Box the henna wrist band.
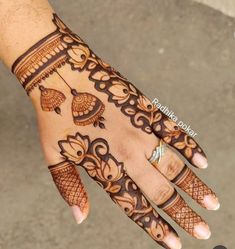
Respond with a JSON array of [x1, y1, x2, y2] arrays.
[[11, 15, 106, 128], [11, 31, 68, 94]]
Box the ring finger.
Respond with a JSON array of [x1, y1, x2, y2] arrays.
[[147, 140, 220, 211], [126, 159, 211, 240]]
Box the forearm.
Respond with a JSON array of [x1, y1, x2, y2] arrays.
[[0, 0, 55, 68]]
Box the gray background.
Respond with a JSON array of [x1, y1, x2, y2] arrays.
[[0, 0, 234, 248]]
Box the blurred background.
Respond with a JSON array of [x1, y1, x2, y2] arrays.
[[0, 0, 234, 248]]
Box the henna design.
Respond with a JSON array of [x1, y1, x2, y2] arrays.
[[50, 14, 205, 164], [71, 90, 105, 127], [56, 70, 106, 127], [172, 165, 216, 207], [152, 119, 205, 161], [11, 31, 105, 128], [11, 31, 67, 93], [11, 14, 205, 162], [48, 161, 88, 211], [39, 85, 66, 114], [159, 190, 203, 236], [56, 132, 177, 247]]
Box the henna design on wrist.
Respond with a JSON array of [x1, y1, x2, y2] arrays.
[[172, 165, 216, 207], [11, 30, 105, 128], [158, 190, 203, 236], [49, 161, 88, 211], [54, 132, 177, 247]]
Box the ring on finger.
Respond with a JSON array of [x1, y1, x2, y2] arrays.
[[148, 139, 167, 167]]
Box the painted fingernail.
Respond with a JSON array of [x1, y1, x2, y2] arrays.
[[71, 205, 85, 224], [164, 233, 182, 249], [203, 195, 220, 210], [193, 222, 211, 240], [192, 153, 208, 168]]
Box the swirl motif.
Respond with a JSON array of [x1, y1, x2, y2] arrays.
[[57, 132, 175, 245]]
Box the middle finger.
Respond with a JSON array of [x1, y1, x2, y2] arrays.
[[126, 159, 211, 240]]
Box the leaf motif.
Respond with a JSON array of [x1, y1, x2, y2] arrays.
[[63, 36, 74, 43], [124, 107, 136, 115], [88, 61, 97, 70], [188, 138, 197, 148], [185, 147, 192, 158], [163, 136, 171, 144], [91, 70, 110, 81], [174, 141, 185, 150], [83, 163, 96, 170], [108, 185, 121, 193], [141, 195, 148, 208], [129, 83, 137, 93], [88, 169, 96, 177], [153, 112, 162, 123], [154, 124, 161, 132]]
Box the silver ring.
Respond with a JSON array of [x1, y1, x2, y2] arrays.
[[149, 140, 167, 165]]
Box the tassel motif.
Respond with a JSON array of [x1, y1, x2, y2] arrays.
[[71, 89, 105, 127], [39, 85, 66, 114]]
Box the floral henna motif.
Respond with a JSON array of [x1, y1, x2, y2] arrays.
[[11, 13, 205, 161], [158, 190, 203, 236], [48, 161, 88, 211], [172, 165, 216, 207], [51, 14, 206, 164], [56, 132, 177, 247], [152, 119, 205, 162], [55, 17, 160, 134]]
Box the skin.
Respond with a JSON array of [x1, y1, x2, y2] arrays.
[[0, 1, 220, 249]]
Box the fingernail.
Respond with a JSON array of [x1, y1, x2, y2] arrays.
[[164, 233, 182, 249], [71, 205, 85, 224], [203, 195, 220, 210], [192, 153, 208, 168], [193, 222, 211, 240]]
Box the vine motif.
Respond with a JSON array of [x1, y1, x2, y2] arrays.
[[57, 132, 174, 246], [53, 14, 158, 134], [52, 14, 205, 163]]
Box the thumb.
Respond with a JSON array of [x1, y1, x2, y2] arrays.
[[48, 161, 89, 224]]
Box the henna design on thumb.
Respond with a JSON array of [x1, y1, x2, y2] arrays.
[[48, 161, 89, 223]]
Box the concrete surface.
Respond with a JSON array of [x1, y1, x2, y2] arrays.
[[194, 0, 235, 18], [0, 0, 234, 249]]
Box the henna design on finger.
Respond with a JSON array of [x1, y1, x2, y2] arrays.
[[57, 132, 178, 247], [152, 119, 206, 164], [48, 161, 88, 211], [172, 165, 216, 208], [158, 190, 204, 236]]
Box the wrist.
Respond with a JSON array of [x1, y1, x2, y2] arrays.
[[0, 0, 55, 68]]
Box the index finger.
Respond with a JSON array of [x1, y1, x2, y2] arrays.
[[152, 114, 208, 169]]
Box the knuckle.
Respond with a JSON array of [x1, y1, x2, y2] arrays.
[[116, 143, 133, 161], [165, 161, 182, 180], [153, 184, 174, 205], [159, 150, 184, 180]]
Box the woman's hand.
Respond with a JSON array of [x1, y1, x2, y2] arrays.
[[11, 13, 219, 249]]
